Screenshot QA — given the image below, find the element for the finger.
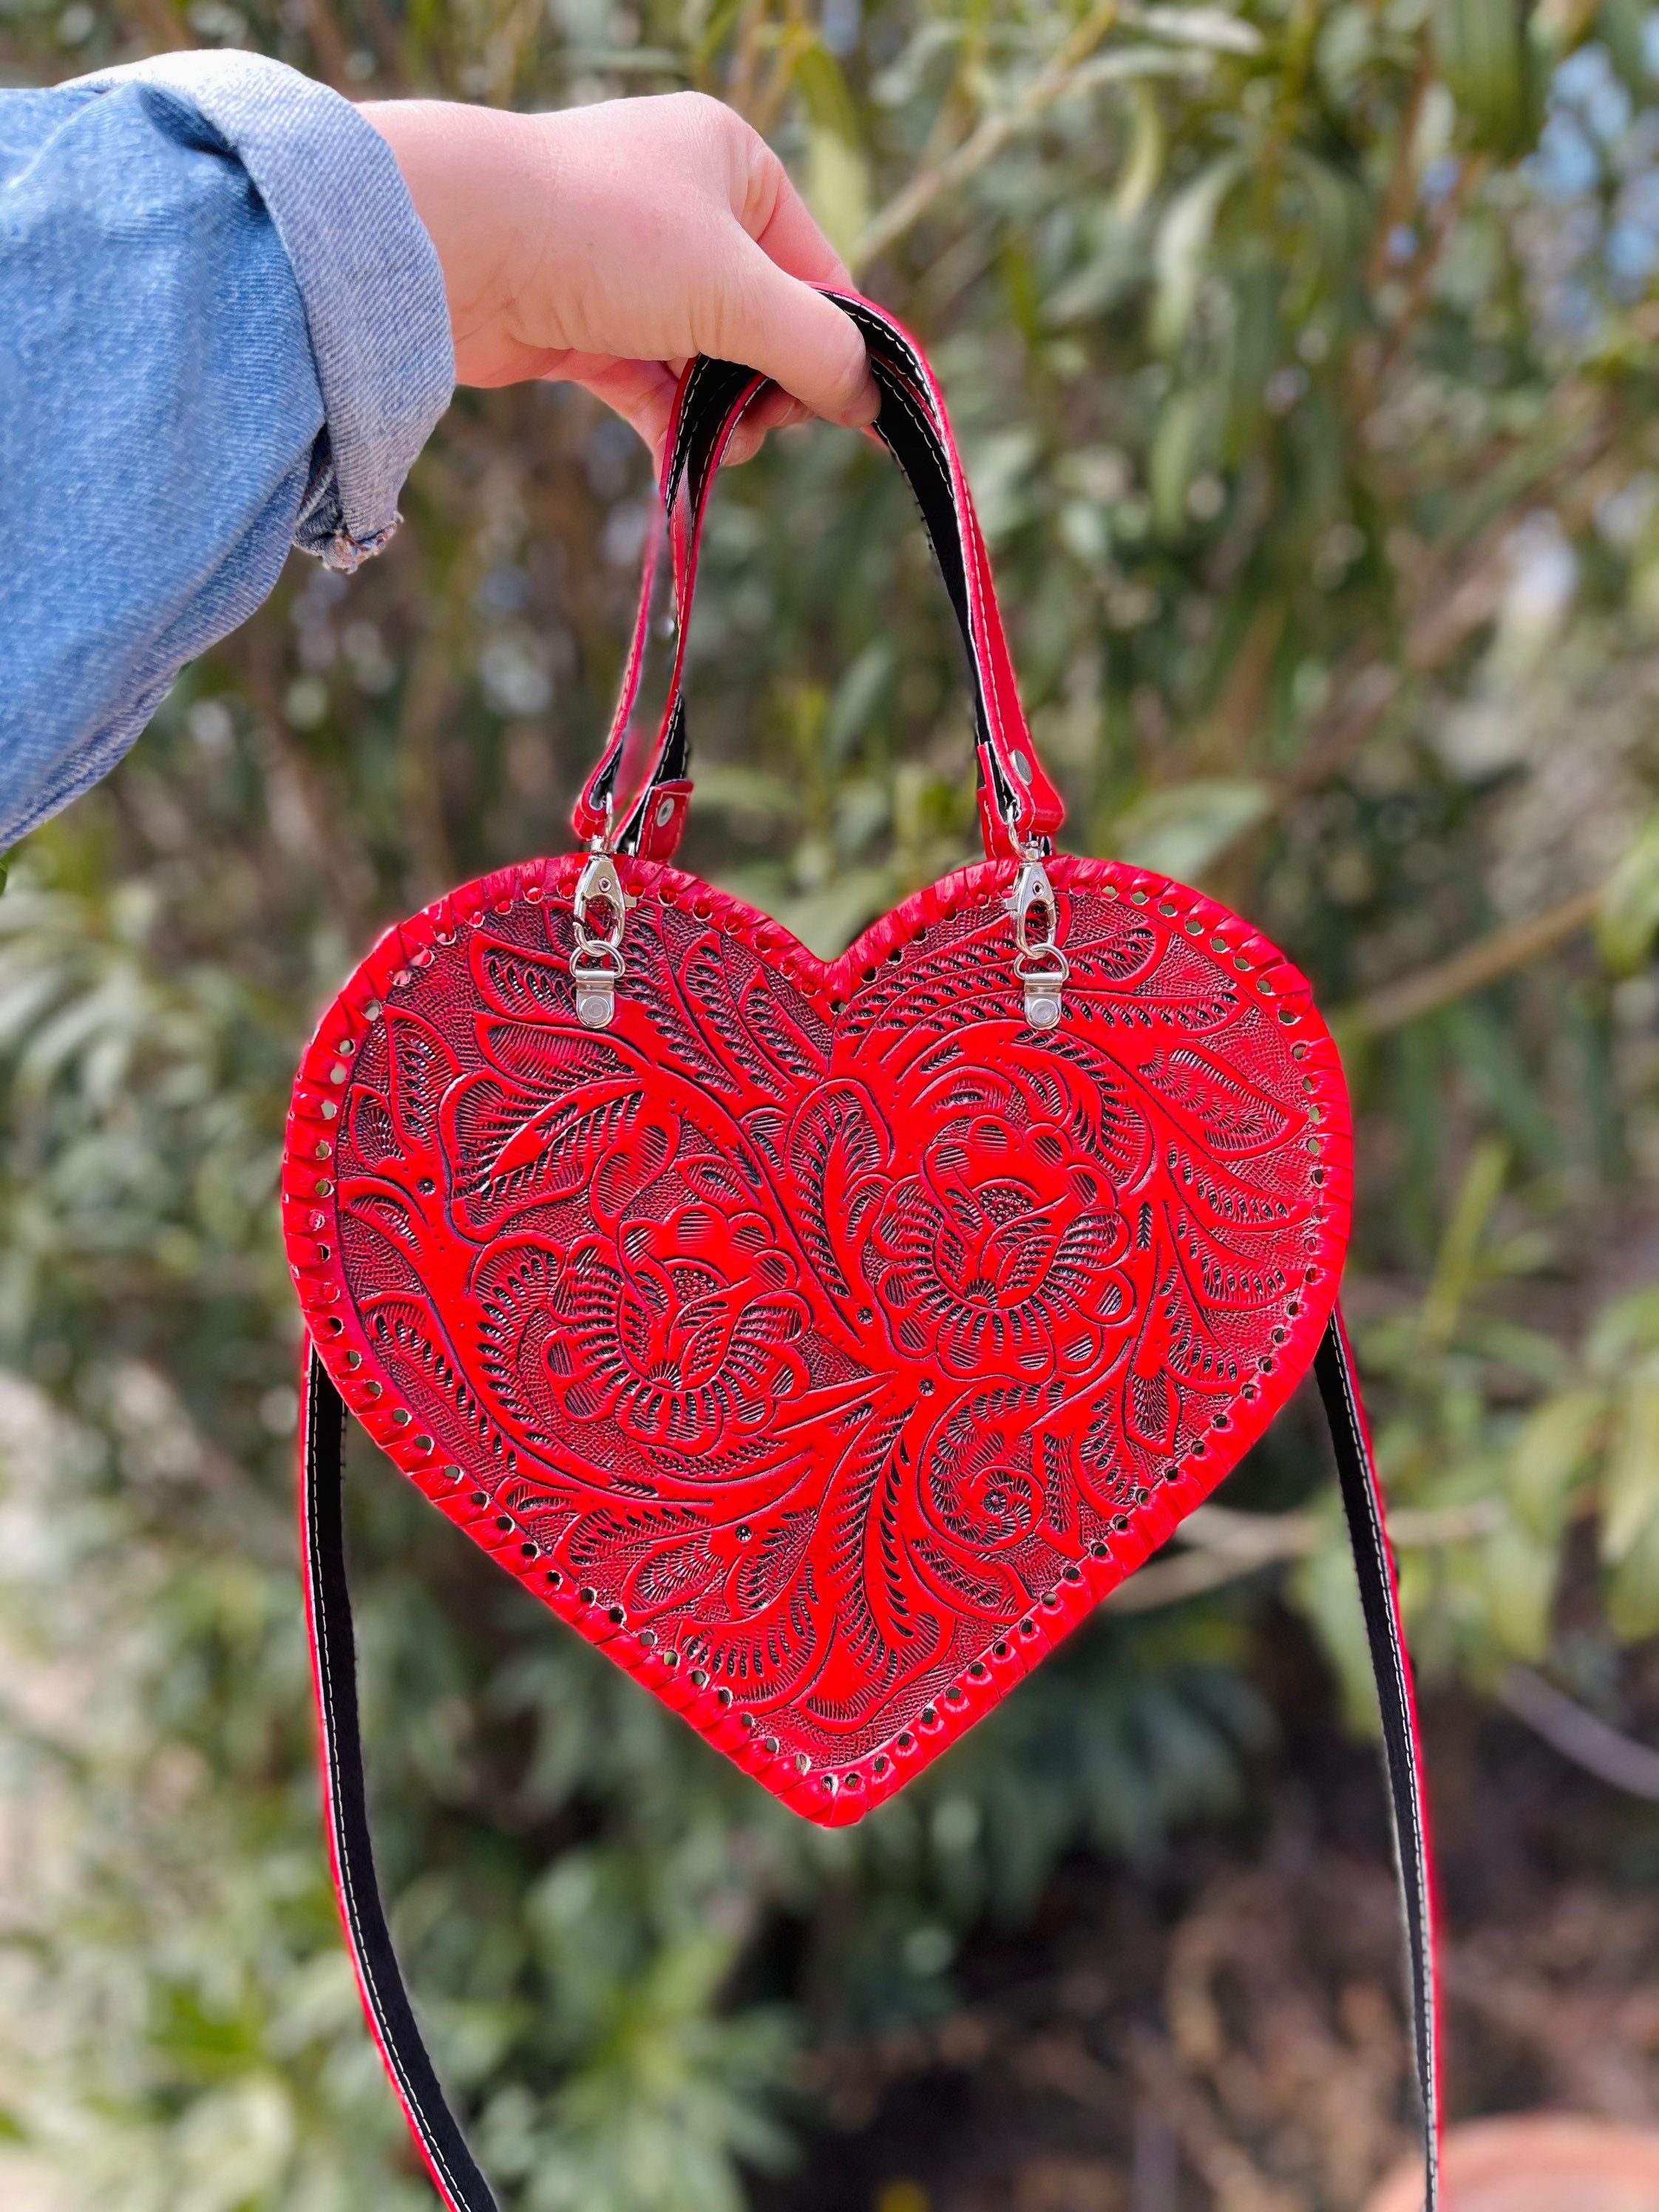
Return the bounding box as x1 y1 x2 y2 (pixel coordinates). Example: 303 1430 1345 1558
711 241 878 427
719 386 812 467
723 419 767 468
737 385 805 438
739 140 855 291
569 359 799 475
559 356 681 463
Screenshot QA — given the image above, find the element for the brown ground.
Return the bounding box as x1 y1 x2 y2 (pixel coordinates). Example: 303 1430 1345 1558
758 1637 1659 2212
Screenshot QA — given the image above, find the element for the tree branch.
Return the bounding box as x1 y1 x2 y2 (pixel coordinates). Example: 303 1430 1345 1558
1105 1496 1502 1612
1499 1666 1659 1799
854 0 1124 269
1339 883 1605 1039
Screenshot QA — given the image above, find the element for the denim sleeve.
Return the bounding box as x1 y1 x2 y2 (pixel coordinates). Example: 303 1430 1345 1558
0 55 454 852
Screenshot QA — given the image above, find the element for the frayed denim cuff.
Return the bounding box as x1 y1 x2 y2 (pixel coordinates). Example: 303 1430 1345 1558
75 52 455 570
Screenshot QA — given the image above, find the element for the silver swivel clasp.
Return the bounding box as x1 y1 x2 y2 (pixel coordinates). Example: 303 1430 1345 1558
570 847 637 1029
1006 850 1068 1031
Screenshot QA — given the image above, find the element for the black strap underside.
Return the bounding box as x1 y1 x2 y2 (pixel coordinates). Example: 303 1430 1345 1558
301 1317 1439 2212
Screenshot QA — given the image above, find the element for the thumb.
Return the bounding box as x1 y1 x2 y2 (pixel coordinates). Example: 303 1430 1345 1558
715 246 879 428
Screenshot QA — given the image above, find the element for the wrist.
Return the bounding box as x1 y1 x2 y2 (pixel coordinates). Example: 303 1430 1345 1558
359 99 546 386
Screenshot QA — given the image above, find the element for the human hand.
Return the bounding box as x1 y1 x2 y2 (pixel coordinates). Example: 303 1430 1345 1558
360 91 877 469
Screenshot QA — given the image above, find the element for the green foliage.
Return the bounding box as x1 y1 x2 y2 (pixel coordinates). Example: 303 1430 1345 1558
1295 1147 1659 1721
1601 806 1659 970
1433 0 1547 157
3 0 1659 2205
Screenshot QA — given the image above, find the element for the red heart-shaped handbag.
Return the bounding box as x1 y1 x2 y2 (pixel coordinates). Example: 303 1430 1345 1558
285 296 1439 2211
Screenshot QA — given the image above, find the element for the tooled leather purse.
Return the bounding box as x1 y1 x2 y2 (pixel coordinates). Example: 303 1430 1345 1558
283 296 1439 2211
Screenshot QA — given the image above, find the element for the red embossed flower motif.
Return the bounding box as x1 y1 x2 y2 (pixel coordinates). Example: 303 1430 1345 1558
864 1110 1132 1377
923 1391 1042 1550
546 1207 810 1453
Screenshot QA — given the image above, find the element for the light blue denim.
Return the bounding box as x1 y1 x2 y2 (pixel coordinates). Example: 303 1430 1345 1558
0 53 455 852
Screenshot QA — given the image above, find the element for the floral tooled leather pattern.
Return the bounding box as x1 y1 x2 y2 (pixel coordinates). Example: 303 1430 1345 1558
284 855 1350 1825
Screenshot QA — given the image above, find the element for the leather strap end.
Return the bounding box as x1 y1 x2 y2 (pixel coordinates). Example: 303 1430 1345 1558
628 779 693 860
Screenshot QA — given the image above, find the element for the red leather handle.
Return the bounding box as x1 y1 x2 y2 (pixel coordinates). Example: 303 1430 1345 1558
571 291 1065 864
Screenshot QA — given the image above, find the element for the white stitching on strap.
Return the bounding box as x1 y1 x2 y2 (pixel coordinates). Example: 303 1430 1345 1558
665 353 716 512
624 374 761 823
858 308 1009 753
586 355 725 827
870 361 1003 777
867 344 1018 783
305 1365 472 2210
1329 1331 1439 2200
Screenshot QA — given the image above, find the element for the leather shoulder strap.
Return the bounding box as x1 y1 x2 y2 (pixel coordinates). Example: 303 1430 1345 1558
1314 1314 1442 2211
300 1318 1439 2212
300 1357 501 2211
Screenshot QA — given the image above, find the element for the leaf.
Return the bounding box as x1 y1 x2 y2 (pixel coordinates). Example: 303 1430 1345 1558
1293 1528 1382 1736
688 765 805 824
795 40 869 263
1150 152 1244 354
805 126 871 265
1114 78 1167 222
1284 146 1368 293
1433 0 1543 157
1473 1519 1559 1660
1509 1387 1605 1534
1598 809 1659 974
1148 387 1203 537
1120 4 1265 57
960 427 1042 542
1587 1287 1659 1376
1598 0 1649 92
1046 231 1146 327
1609 1505 1659 1639
1107 776 1271 878
1599 1381 1659 1565
793 35 863 143
824 638 897 762
1442 1007 1561 1175
1419 1136 1508 1350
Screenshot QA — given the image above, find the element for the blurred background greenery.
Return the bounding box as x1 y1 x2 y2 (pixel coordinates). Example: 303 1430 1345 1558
4 0 1659 2205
